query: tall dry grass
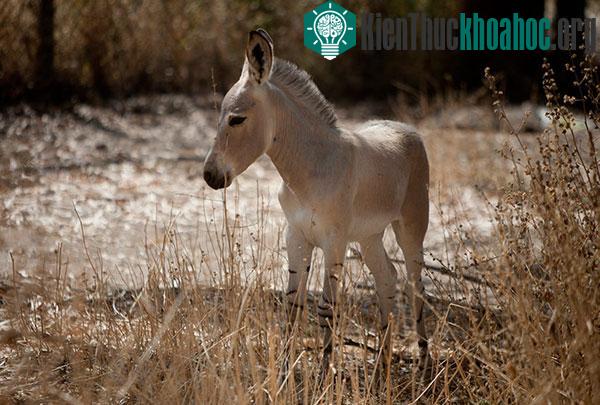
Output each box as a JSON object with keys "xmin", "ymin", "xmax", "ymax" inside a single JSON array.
[
  {"xmin": 0, "ymin": 0, "xmax": 308, "ymax": 99},
  {"xmin": 480, "ymin": 54, "xmax": 600, "ymax": 402},
  {"xmin": 0, "ymin": 56, "xmax": 598, "ymax": 403},
  {"xmin": 2, "ymin": 0, "xmax": 532, "ymax": 103}
]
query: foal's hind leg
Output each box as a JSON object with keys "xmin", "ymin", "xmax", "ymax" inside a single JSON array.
[
  {"xmin": 393, "ymin": 212, "xmax": 428, "ymax": 363},
  {"xmin": 360, "ymin": 233, "xmax": 398, "ymax": 366}
]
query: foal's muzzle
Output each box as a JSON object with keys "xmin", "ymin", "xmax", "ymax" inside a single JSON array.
[{"xmin": 203, "ymin": 167, "xmax": 232, "ymax": 190}]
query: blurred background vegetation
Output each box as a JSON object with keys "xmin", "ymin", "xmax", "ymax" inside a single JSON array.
[{"xmin": 0, "ymin": 0, "xmax": 593, "ymax": 106}]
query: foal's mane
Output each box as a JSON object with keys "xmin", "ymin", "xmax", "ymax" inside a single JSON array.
[{"xmin": 271, "ymin": 58, "xmax": 337, "ymax": 128}]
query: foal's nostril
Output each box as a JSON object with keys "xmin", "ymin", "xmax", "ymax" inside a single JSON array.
[
  {"xmin": 203, "ymin": 170, "xmax": 213, "ymax": 185},
  {"xmin": 203, "ymin": 169, "xmax": 226, "ymax": 190}
]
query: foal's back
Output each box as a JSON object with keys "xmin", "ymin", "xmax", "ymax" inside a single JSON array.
[{"xmin": 346, "ymin": 120, "xmax": 429, "ymax": 237}]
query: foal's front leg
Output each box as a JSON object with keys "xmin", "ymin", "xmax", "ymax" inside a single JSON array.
[
  {"xmin": 281, "ymin": 227, "xmax": 313, "ymax": 383},
  {"xmin": 285, "ymin": 227, "xmax": 313, "ymax": 323},
  {"xmin": 317, "ymin": 241, "xmax": 347, "ymax": 380}
]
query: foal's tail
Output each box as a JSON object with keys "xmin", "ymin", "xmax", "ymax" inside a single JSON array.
[{"xmin": 401, "ymin": 132, "xmax": 429, "ymax": 239}]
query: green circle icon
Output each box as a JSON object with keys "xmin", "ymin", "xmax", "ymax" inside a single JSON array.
[{"xmin": 304, "ymin": 1, "xmax": 356, "ymax": 60}]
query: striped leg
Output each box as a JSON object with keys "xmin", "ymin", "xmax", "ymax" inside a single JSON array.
[
  {"xmin": 285, "ymin": 227, "xmax": 313, "ymax": 321},
  {"xmin": 318, "ymin": 242, "xmax": 346, "ymax": 380},
  {"xmin": 404, "ymin": 247, "xmax": 427, "ymax": 362},
  {"xmin": 280, "ymin": 227, "xmax": 313, "ymax": 385},
  {"xmin": 393, "ymin": 220, "xmax": 428, "ymax": 364},
  {"xmin": 360, "ymin": 233, "xmax": 398, "ymax": 367}
]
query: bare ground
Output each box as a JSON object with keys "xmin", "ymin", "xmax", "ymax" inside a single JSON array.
[{"xmin": 1, "ymin": 95, "xmax": 521, "ymax": 308}]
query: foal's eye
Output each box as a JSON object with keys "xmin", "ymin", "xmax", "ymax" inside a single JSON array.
[{"xmin": 228, "ymin": 116, "xmax": 247, "ymax": 126}]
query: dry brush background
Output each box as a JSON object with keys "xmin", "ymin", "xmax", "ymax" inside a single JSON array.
[{"xmin": 0, "ymin": 0, "xmax": 599, "ymax": 404}]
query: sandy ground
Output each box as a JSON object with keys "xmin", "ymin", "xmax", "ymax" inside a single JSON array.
[{"xmin": 1, "ymin": 96, "xmax": 517, "ymax": 306}]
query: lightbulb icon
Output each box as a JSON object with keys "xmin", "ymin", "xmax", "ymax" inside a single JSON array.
[
  {"xmin": 313, "ymin": 9, "xmax": 347, "ymax": 60},
  {"xmin": 304, "ymin": 1, "xmax": 356, "ymax": 60}
]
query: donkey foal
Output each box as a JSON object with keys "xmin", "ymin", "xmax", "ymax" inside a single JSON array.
[{"xmin": 204, "ymin": 29, "xmax": 430, "ymax": 379}]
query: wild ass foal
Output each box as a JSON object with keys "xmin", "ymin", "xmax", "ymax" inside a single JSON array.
[{"xmin": 203, "ymin": 29, "xmax": 430, "ymax": 375}]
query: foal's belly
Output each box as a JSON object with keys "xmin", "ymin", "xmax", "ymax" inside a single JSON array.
[
  {"xmin": 348, "ymin": 213, "xmax": 396, "ymax": 241},
  {"xmin": 279, "ymin": 184, "xmax": 399, "ymax": 246},
  {"xmin": 283, "ymin": 203, "xmax": 395, "ymax": 246}
]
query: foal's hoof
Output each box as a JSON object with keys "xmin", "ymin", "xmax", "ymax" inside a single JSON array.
[
  {"xmin": 418, "ymin": 353, "xmax": 432, "ymax": 370},
  {"xmin": 278, "ymin": 367, "xmax": 289, "ymax": 388},
  {"xmin": 318, "ymin": 353, "xmax": 336, "ymax": 386},
  {"xmin": 417, "ymin": 340, "xmax": 429, "ymax": 362},
  {"xmin": 374, "ymin": 362, "xmax": 393, "ymax": 390},
  {"xmin": 416, "ymin": 351, "xmax": 434, "ymax": 381}
]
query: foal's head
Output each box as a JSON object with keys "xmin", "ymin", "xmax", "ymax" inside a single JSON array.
[{"xmin": 204, "ymin": 29, "xmax": 275, "ymax": 190}]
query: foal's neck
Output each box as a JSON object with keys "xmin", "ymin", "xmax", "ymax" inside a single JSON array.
[{"xmin": 266, "ymin": 89, "xmax": 339, "ymax": 200}]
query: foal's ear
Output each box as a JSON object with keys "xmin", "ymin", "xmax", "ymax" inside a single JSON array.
[{"xmin": 245, "ymin": 29, "xmax": 274, "ymax": 85}]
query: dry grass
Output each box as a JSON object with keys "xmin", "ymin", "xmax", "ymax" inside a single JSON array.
[
  {"xmin": 0, "ymin": 0, "xmax": 482, "ymax": 103},
  {"xmin": 0, "ymin": 0, "xmax": 305, "ymax": 98},
  {"xmin": 1, "ymin": 57, "xmax": 599, "ymax": 404}
]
